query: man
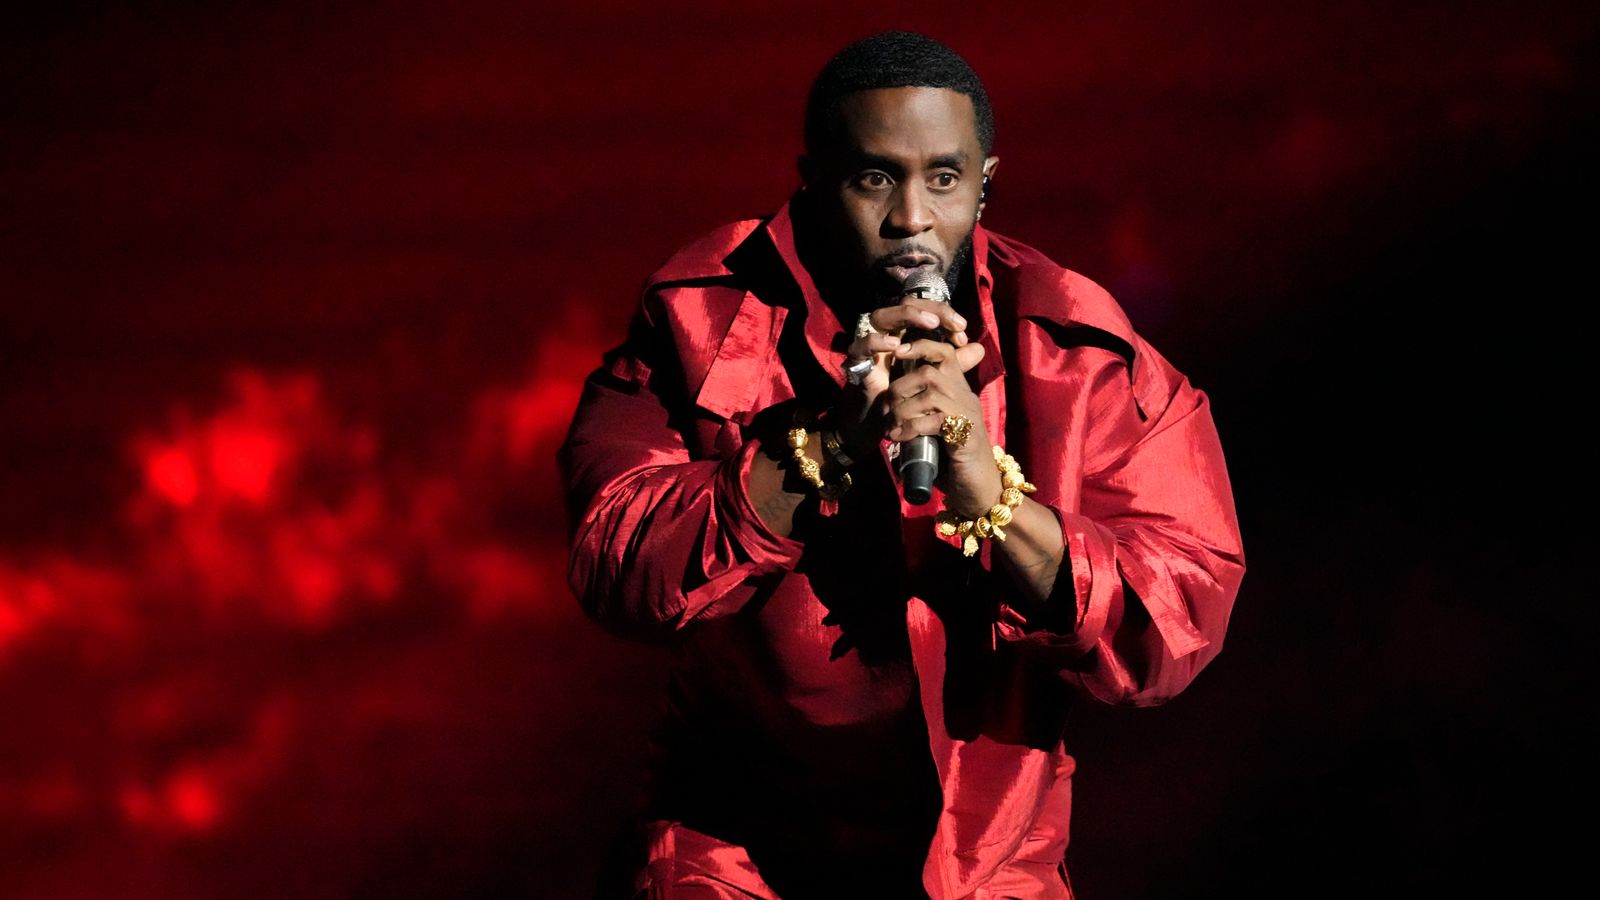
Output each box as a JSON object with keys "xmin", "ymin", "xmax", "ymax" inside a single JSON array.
[{"xmin": 560, "ymin": 31, "xmax": 1246, "ymax": 899}]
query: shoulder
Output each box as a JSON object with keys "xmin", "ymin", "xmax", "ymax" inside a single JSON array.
[
  {"xmin": 642, "ymin": 217, "xmax": 766, "ymax": 289},
  {"xmin": 984, "ymin": 229, "xmax": 1139, "ymax": 352},
  {"xmin": 984, "ymin": 228, "xmax": 1175, "ymax": 420},
  {"xmin": 627, "ymin": 216, "xmax": 771, "ymax": 338},
  {"xmin": 605, "ymin": 216, "xmax": 773, "ymax": 397}
]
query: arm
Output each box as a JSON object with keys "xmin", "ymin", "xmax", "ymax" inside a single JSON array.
[
  {"xmin": 557, "ymin": 290, "xmax": 806, "ymax": 642},
  {"xmin": 744, "ymin": 428, "xmax": 828, "ymax": 539},
  {"xmin": 987, "ymin": 495, "xmax": 1067, "ymax": 608},
  {"xmin": 990, "ymin": 342, "xmax": 1247, "ymax": 708}
]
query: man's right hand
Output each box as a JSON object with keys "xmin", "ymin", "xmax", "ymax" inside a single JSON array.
[{"xmin": 835, "ymin": 298, "xmax": 970, "ymax": 457}]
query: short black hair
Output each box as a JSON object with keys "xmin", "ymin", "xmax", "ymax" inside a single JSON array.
[{"xmin": 803, "ymin": 31, "xmax": 995, "ymax": 158}]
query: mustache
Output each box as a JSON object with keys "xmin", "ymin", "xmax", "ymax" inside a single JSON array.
[{"xmin": 870, "ymin": 243, "xmax": 944, "ymax": 269}]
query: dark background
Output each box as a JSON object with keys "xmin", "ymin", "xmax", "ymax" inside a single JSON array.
[{"xmin": 1, "ymin": 1, "xmax": 1593, "ymax": 897}]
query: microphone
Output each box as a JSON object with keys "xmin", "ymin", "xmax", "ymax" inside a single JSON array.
[{"xmin": 894, "ymin": 268, "xmax": 951, "ymax": 506}]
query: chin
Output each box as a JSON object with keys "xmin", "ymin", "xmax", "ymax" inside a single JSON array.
[{"xmin": 867, "ymin": 268, "xmax": 911, "ymax": 302}]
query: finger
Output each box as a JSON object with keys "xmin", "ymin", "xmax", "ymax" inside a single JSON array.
[
  {"xmin": 953, "ymin": 340, "xmax": 985, "ymax": 373},
  {"xmin": 931, "ymin": 305, "xmax": 969, "ymax": 340},
  {"xmin": 895, "ymin": 298, "xmax": 968, "ymax": 336},
  {"xmin": 870, "ymin": 300, "xmax": 968, "ymax": 336},
  {"xmin": 891, "ymin": 338, "xmax": 959, "ymax": 365},
  {"xmin": 890, "ymin": 368, "xmax": 974, "ymax": 417},
  {"xmin": 846, "ymin": 330, "xmax": 902, "ymax": 361},
  {"xmin": 888, "ymin": 409, "xmax": 950, "ymax": 442},
  {"xmin": 870, "ymin": 302, "xmax": 939, "ymax": 335},
  {"xmin": 887, "ymin": 367, "xmax": 932, "ymax": 401},
  {"xmin": 892, "ymin": 392, "xmax": 948, "ymax": 424},
  {"xmin": 859, "ymin": 365, "xmax": 892, "ymax": 404}
]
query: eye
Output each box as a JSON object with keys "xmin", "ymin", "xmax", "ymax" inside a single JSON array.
[
  {"xmin": 931, "ymin": 172, "xmax": 959, "ymax": 190},
  {"xmin": 854, "ymin": 171, "xmax": 892, "ymax": 191}
]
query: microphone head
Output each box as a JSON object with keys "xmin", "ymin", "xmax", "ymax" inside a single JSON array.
[{"xmin": 902, "ymin": 268, "xmax": 951, "ymax": 303}]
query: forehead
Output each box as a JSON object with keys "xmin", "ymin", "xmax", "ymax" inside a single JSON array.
[{"xmin": 831, "ymin": 86, "xmax": 979, "ymax": 162}]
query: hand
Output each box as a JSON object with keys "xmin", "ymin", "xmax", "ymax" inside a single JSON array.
[
  {"xmin": 882, "ymin": 337, "xmax": 1003, "ymax": 518},
  {"xmin": 835, "ymin": 298, "xmax": 969, "ymax": 457}
]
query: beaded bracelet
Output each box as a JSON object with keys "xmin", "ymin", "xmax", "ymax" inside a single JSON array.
[{"xmin": 935, "ymin": 445, "xmax": 1037, "ymax": 557}]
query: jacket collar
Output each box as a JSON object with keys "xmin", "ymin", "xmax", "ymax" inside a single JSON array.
[{"xmin": 689, "ymin": 192, "xmax": 1143, "ymax": 423}]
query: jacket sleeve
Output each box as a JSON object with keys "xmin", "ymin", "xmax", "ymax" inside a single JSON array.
[
  {"xmin": 557, "ymin": 288, "xmax": 805, "ymax": 643},
  {"xmin": 991, "ymin": 340, "xmax": 1247, "ymax": 707}
]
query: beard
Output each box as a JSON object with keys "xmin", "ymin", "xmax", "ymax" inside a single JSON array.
[
  {"xmin": 865, "ymin": 230, "xmax": 976, "ymax": 307},
  {"xmin": 940, "ymin": 233, "xmax": 975, "ymax": 301}
]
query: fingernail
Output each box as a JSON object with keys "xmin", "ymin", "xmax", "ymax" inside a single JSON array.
[
  {"xmin": 953, "ymin": 314, "xmax": 967, "ymax": 328},
  {"xmin": 920, "ymin": 313, "xmax": 939, "ymax": 327}
]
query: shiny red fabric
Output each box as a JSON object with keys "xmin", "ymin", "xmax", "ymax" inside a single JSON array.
[{"xmin": 559, "ymin": 197, "xmax": 1246, "ymax": 899}]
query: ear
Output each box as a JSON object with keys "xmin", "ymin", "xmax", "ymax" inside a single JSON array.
[{"xmin": 980, "ymin": 155, "xmax": 1000, "ymax": 205}]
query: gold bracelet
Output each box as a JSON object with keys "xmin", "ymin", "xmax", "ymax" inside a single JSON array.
[
  {"xmin": 935, "ymin": 445, "xmax": 1036, "ymax": 557},
  {"xmin": 787, "ymin": 409, "xmax": 853, "ymax": 501}
]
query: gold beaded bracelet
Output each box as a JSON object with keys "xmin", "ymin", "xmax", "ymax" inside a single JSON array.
[
  {"xmin": 787, "ymin": 408, "xmax": 853, "ymax": 501},
  {"xmin": 935, "ymin": 445, "xmax": 1037, "ymax": 557}
]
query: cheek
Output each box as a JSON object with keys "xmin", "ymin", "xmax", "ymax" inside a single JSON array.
[
  {"xmin": 936, "ymin": 218, "xmax": 973, "ymax": 253},
  {"xmin": 838, "ymin": 202, "xmax": 884, "ymax": 253},
  {"xmin": 937, "ymin": 192, "xmax": 978, "ymax": 221}
]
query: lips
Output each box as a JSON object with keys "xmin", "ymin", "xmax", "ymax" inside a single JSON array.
[{"xmin": 882, "ymin": 253, "xmax": 937, "ymax": 284}]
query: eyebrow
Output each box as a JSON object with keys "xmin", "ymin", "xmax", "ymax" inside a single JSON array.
[{"xmin": 850, "ymin": 149, "xmax": 970, "ymax": 174}]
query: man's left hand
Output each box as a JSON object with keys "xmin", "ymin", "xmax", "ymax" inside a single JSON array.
[{"xmin": 883, "ymin": 338, "xmax": 1004, "ymax": 517}]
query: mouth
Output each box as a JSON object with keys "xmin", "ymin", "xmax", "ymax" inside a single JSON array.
[{"xmin": 880, "ymin": 253, "xmax": 938, "ymax": 285}]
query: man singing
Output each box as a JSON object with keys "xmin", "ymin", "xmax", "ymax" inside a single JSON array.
[{"xmin": 559, "ymin": 31, "xmax": 1246, "ymax": 899}]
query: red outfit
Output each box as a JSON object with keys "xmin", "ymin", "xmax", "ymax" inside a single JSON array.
[{"xmin": 560, "ymin": 196, "xmax": 1246, "ymax": 899}]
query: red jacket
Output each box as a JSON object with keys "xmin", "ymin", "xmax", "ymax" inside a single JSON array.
[{"xmin": 560, "ymin": 197, "xmax": 1246, "ymax": 898}]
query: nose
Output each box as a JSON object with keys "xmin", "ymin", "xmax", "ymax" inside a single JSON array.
[{"xmin": 885, "ymin": 182, "xmax": 935, "ymax": 236}]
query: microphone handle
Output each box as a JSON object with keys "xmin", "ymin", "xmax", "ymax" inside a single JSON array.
[
  {"xmin": 896, "ymin": 324, "xmax": 944, "ymax": 505},
  {"xmin": 900, "ymin": 434, "xmax": 939, "ymax": 506}
]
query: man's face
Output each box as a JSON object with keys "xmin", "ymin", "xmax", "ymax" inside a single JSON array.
[{"xmin": 805, "ymin": 86, "xmax": 998, "ymax": 303}]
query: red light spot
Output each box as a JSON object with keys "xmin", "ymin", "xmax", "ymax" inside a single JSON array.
[
  {"xmin": 147, "ymin": 447, "xmax": 200, "ymax": 506},
  {"xmin": 0, "ymin": 570, "xmax": 61, "ymax": 652},
  {"xmin": 471, "ymin": 376, "xmax": 584, "ymax": 467},
  {"xmin": 209, "ymin": 426, "xmax": 282, "ymax": 504},
  {"xmin": 0, "ymin": 599, "xmax": 26, "ymax": 648},
  {"xmin": 510, "ymin": 379, "xmax": 583, "ymax": 461},
  {"xmin": 165, "ymin": 769, "xmax": 221, "ymax": 831},
  {"xmin": 284, "ymin": 553, "xmax": 340, "ymax": 626}
]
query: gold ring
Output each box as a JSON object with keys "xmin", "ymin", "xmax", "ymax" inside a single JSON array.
[{"xmin": 941, "ymin": 414, "xmax": 973, "ymax": 447}]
